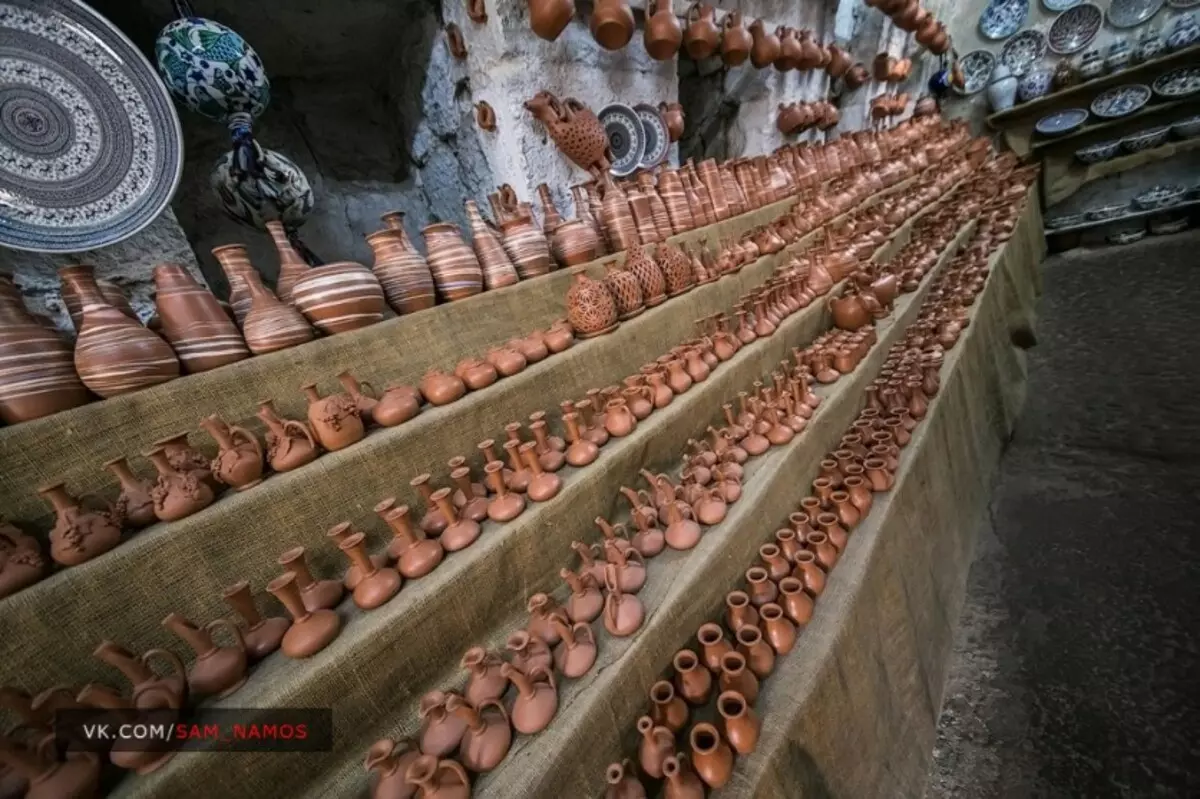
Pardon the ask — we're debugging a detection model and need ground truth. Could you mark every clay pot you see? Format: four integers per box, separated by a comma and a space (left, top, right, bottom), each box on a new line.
155, 261, 249, 373
379, 504, 443, 577
565, 272, 619, 338
827, 43, 851, 77
264, 221, 311, 305
775, 26, 801, 70
789, 546, 824, 600
590, 0, 635, 49
528, 0, 575, 41
200, 415, 264, 490
683, 3, 720, 59
367, 227, 438, 314
162, 612, 248, 699
419, 370, 466, 406
461, 647, 508, 706
223, 580, 290, 661
60, 271, 136, 331
420, 223, 483, 302
146, 447, 216, 521
749, 18, 781, 68
404, 755, 471, 799
267, 572, 341, 658
689, 723, 733, 789
292, 262, 386, 334
644, 0, 682, 59
302, 382, 364, 451
650, 679, 689, 732
0, 276, 88, 424
551, 220, 599, 267
717, 690, 760, 755
257, 399, 319, 471
363, 738, 421, 799
37, 481, 120, 566
604, 398, 638, 437
63, 266, 180, 397
659, 103, 685, 146
92, 640, 186, 710
238, 265, 314, 354
829, 294, 871, 330
722, 10, 752, 65
449, 695, 511, 772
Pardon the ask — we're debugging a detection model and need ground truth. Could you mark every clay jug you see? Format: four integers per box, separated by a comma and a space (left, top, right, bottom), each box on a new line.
200, 415, 264, 491
503, 663, 558, 734
37, 481, 120, 568
636, 716, 675, 779
749, 18, 781, 68
423, 223, 484, 300
683, 3, 720, 59
448, 694, 512, 772
528, 0, 574, 41
774, 26, 800, 70
673, 648, 712, 704
419, 370, 466, 406
650, 679, 689, 732
161, 612, 247, 698
292, 261, 387, 334
796, 28, 822, 69
383, 505, 445, 576
717, 690, 760, 754
102, 456, 155, 529
92, 640, 187, 709
146, 446, 215, 521
721, 10, 752, 65
603, 563, 645, 636
552, 619, 597, 677
464, 200, 520, 289
604, 760, 647, 799
689, 723, 733, 789
418, 691, 467, 757
63, 266, 180, 397
303, 382, 365, 450
267, 571, 342, 658
265, 220, 311, 305
257, 399, 319, 471
644, 0, 682, 60
604, 398, 637, 437
659, 104, 685, 145
461, 647, 508, 706
431, 487, 481, 551
827, 43, 851, 77
0, 521, 45, 599
238, 265, 314, 354
0, 737, 100, 799
591, 0, 635, 49
367, 228, 438, 314
404, 755, 471, 799
223, 580, 290, 661
153, 262, 249, 373
663, 754, 705, 799
0, 276, 88, 424
363, 738, 421, 799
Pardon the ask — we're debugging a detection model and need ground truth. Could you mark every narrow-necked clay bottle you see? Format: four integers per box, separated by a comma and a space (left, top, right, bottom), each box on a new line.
267, 572, 341, 658
279, 545, 344, 611
223, 580, 290, 662
339, 531, 402, 609
636, 716, 675, 779
662, 754, 705, 799
520, 441, 561, 502
153, 261, 250, 373
146, 447, 216, 522
717, 690, 760, 755
527, 592, 568, 645
200, 414, 265, 491
363, 738, 421, 799
237, 264, 314, 354
736, 624, 775, 679
432, 487, 480, 551
366, 227, 437, 315
257, 399, 319, 471
484, 461, 525, 522
673, 648, 712, 705
447, 694, 511, 772
689, 722, 733, 789
461, 647, 509, 706
603, 563, 644, 636
383, 505, 445, 578
92, 640, 187, 710
649, 679, 688, 732
161, 612, 248, 699
338, 371, 379, 427
562, 412, 599, 467
303, 382, 365, 451
604, 759, 647, 799
697, 622, 732, 673
266, 220, 311, 306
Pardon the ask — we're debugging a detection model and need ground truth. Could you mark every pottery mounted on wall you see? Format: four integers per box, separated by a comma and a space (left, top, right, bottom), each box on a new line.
525, 92, 613, 177
529, 0, 575, 41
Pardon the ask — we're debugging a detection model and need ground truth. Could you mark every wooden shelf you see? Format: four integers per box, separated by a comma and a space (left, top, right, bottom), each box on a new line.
1046, 197, 1199, 234
987, 44, 1200, 128
1044, 136, 1200, 205
1031, 98, 1200, 152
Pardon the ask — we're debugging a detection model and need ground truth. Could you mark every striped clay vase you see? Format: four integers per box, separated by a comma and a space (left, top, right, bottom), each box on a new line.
240, 268, 314, 354
422, 223, 483, 301
499, 213, 552, 280
373, 214, 437, 313
154, 262, 250, 373
464, 200, 519, 290
0, 276, 89, 424
62, 266, 180, 398
61, 275, 136, 332
292, 261, 386, 334
212, 244, 256, 325
265, 221, 311, 305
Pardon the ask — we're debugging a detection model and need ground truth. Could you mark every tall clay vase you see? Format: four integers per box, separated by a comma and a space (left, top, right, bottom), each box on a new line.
61, 274, 136, 332
600, 176, 640, 253
211, 244, 255, 325
537, 183, 564, 234
154, 262, 250, 373
591, 0, 635, 49
551, 220, 599, 267
366, 228, 437, 315
292, 262, 386, 334
500, 214, 553, 281
422, 223, 484, 301
464, 201, 520, 290
529, 0, 574, 41
0, 276, 88, 424
239, 268, 315, 354
63, 265, 180, 398
265, 221, 311, 305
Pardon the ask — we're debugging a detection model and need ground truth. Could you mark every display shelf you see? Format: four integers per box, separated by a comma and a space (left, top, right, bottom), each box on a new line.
1045, 198, 1200, 234
1044, 136, 1200, 206
987, 44, 1200, 127
1031, 98, 1200, 153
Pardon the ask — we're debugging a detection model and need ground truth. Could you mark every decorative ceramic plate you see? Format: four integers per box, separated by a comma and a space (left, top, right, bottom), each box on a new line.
1133, 183, 1186, 209
1048, 3, 1103, 53
1151, 66, 1200, 98
1075, 140, 1121, 162
1107, 0, 1165, 28
1148, 212, 1189, 234
1107, 226, 1147, 244
1121, 125, 1171, 151
0, 0, 183, 252
1090, 84, 1152, 117
1000, 29, 1048, 76
1035, 107, 1089, 135
979, 0, 1030, 40
1045, 211, 1086, 228
633, 103, 669, 169
955, 50, 998, 95
598, 103, 645, 177
1172, 114, 1200, 138
1043, 0, 1083, 10
1086, 202, 1131, 220
1167, 0, 1200, 8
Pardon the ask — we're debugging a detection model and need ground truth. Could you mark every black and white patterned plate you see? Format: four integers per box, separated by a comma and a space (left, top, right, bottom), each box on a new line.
633, 103, 669, 169
598, 103, 645, 178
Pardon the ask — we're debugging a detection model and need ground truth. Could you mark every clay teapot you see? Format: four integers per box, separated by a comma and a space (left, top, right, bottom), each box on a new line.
644, 0, 682, 60
683, 3, 720, 60
374, 384, 421, 427
528, 0, 574, 41
720, 10, 752, 66
302, 382, 365, 451
200, 414, 264, 491
829, 294, 871, 331
161, 612, 248, 699
38, 482, 121, 566
749, 19, 782, 69
590, 0, 635, 50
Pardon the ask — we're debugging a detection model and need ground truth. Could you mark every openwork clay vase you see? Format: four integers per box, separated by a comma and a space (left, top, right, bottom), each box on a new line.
303, 383, 365, 451
154, 261, 249, 373
63, 265, 180, 398
367, 227, 438, 314
267, 572, 341, 658
625, 245, 667, 305
565, 272, 619, 338
645, 0, 683, 60
423, 223, 484, 301
257, 399, 319, 472
201, 415, 264, 490
223, 580, 290, 661
238, 266, 314, 354
529, 0, 575, 41
292, 262, 386, 334
524, 92, 612, 176
38, 482, 121, 566
0, 276, 88, 424
162, 612, 248, 699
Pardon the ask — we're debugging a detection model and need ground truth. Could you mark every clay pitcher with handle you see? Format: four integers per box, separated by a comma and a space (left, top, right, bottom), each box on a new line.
161, 612, 248, 699
722, 11, 752, 66
749, 19, 781, 68
92, 641, 187, 709
591, 0, 634, 49
644, 0, 682, 60
683, 3, 720, 59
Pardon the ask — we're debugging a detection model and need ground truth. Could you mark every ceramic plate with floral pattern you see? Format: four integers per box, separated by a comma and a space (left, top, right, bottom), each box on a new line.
955, 50, 998, 95
1152, 66, 1200, 98
1107, 0, 1166, 28
1043, 0, 1083, 10
1090, 84, 1152, 117
1000, 29, 1049, 76
1035, 107, 1090, 135
1048, 3, 1103, 53
979, 0, 1030, 40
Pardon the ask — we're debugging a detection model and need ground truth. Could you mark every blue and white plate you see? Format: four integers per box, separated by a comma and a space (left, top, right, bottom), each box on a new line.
1089, 84, 1151, 117
1043, 0, 1083, 10
1108, 0, 1166, 28
1133, 184, 1186, 209
1086, 202, 1131, 220
980, 0, 1030, 40
1048, 3, 1103, 54
1172, 114, 1200, 138
1075, 140, 1121, 162
1000, 29, 1049, 76
1036, 107, 1089, 135
955, 50, 998, 95
0, 0, 184, 252
1151, 66, 1200, 98
1120, 125, 1171, 151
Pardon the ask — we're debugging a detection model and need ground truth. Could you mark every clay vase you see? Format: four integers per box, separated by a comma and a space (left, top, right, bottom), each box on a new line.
103, 456, 156, 529
528, 0, 574, 41
636, 716, 676, 779
146, 447, 215, 521
339, 531, 402, 609
749, 18, 781, 68
363, 738, 421, 799
257, 399, 319, 471
448, 695, 512, 772
499, 214, 553, 281
264, 220, 311, 305
565, 272, 619, 338
154, 261, 249, 373
62, 265, 180, 397
0, 738, 101, 799
162, 612, 248, 699
422, 223, 484, 301
551, 220, 599, 267
223, 580, 290, 661
591, 0, 635, 49
419, 370, 467, 405
404, 755, 471, 799
464, 201, 520, 290
0, 276, 88, 424
200, 415, 264, 490
717, 690, 760, 754
303, 382, 365, 451
662, 755, 705, 799
238, 266, 314, 354
603, 563, 645, 636
697, 623, 733, 672
673, 649, 712, 704
604, 760, 647, 799
267, 572, 341, 658
292, 261, 386, 334
92, 640, 187, 710
38, 482, 121, 566
721, 10, 752, 65
60, 272, 136, 331
683, 3, 720, 59
502, 663, 558, 734
383, 505, 445, 577
431, 488, 481, 551
367, 228, 439, 314
689, 723, 733, 789
644, 0, 683, 60
650, 680, 689, 732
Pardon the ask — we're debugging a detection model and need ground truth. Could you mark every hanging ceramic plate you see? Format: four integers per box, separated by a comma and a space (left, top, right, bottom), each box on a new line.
633, 103, 669, 168
1035, 107, 1089, 135
1043, 0, 1082, 10
598, 103, 645, 177
0, 0, 184, 252
1048, 3, 1103, 54
1000, 29, 1049, 76
955, 50, 998, 95
1168, 0, 1200, 8
1152, 65, 1200, 98
979, 0, 1030, 40
1107, 0, 1166, 28
1090, 83, 1151, 117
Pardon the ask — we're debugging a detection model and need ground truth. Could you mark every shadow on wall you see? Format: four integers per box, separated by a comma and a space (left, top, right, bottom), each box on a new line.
88, 0, 492, 295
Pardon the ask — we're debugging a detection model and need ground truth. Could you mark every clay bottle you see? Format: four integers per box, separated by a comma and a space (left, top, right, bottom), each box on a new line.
267, 572, 342, 658
758, 542, 791, 582
366, 224, 436, 315
745, 565, 778, 606
363, 738, 421, 799
0, 738, 101, 799
338, 531, 402, 609
0, 275, 88, 424
529, 0, 575, 41
412, 473, 449, 535
449, 463, 488, 522
484, 461, 525, 522
561, 567, 602, 623
146, 447, 216, 522
37, 482, 121, 567
521, 441, 562, 502
200, 414, 264, 491
603, 563, 644, 636
447, 694, 511, 772
223, 580, 291, 662
161, 612, 248, 699
662, 754, 705, 799
552, 618, 597, 678
92, 640, 187, 709
760, 600, 798, 653
383, 505, 445, 578
636, 716, 676, 779
735, 624, 775, 679
717, 690, 760, 755
461, 647, 508, 706
562, 412, 599, 467
604, 760, 647, 799
257, 399, 319, 471
650, 680, 689, 732
697, 622, 733, 672
689, 723, 733, 789
302, 382, 365, 451
404, 754, 471, 799
279, 545, 344, 611
266, 220, 311, 305
464, 200, 519, 291
432, 487, 481, 551
673, 648, 712, 705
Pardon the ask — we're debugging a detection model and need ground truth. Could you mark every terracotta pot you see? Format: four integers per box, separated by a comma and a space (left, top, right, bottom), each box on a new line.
367, 227, 438, 314
673, 649, 712, 704
419, 370, 466, 406
689, 723, 733, 789
644, 0, 682, 59
265, 221, 311, 305
845, 62, 869, 89
722, 10, 752, 65
873, 52, 892, 81
749, 18, 781, 68
683, 3, 720, 59
423, 223, 484, 300
499, 216, 553, 281
829, 294, 871, 330
383, 504, 445, 576
464, 201, 519, 290
528, 0, 575, 41
0, 276, 88, 424
292, 262, 386, 334
775, 26, 801, 70
238, 266, 314, 354
591, 0, 635, 50
659, 103, 685, 144
223, 580, 290, 662
827, 43, 851, 77
63, 265, 179, 397
211, 243, 255, 325
636, 716, 675, 779
38, 481, 121, 566
257, 400, 319, 471
302, 382, 365, 451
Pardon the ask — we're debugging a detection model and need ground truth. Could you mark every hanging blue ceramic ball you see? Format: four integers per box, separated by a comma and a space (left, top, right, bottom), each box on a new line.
155, 15, 270, 123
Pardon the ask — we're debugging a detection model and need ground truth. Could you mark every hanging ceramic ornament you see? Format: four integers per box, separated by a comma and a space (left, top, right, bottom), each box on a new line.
210, 119, 315, 230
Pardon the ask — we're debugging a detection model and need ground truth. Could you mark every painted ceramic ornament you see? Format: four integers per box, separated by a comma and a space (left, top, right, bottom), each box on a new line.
1035, 107, 1089, 135
598, 103, 646, 177
1089, 84, 1151, 118
978, 0, 1030, 40
999, 29, 1048, 76
210, 132, 315, 229
634, 104, 670, 169
1152, 66, 1200, 98
1107, 0, 1166, 28
0, 0, 184, 252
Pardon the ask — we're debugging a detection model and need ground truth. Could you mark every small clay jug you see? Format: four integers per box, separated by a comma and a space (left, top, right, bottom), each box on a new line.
38, 482, 121, 566
563, 412, 599, 467
363, 738, 421, 799
162, 612, 248, 699
267, 572, 341, 658
561, 567, 602, 623
792, 550, 826, 597
404, 754, 471, 799
483, 462, 526, 522
749, 18, 781, 68
664, 499, 701, 551
717, 690, 760, 755
684, 3, 720, 60
92, 640, 187, 710
338, 371, 380, 426
431, 487, 480, 551
636, 715, 675, 779
303, 382, 365, 451
257, 399, 319, 471
279, 546, 345, 611
605, 760, 648, 799
200, 414, 264, 491
689, 723, 733, 789
527, 593, 569, 645
418, 691, 467, 757
382, 505, 445, 577
507, 629, 554, 674
603, 563, 644, 636
146, 447, 216, 522
722, 10, 752, 65
697, 622, 733, 673
529, 0, 575, 41
736, 624, 775, 679
461, 647, 508, 706
448, 694, 512, 772
552, 618, 597, 678
674, 648, 712, 704
644, 0, 682, 60
591, 0, 634, 49
650, 680, 689, 733
223, 580, 290, 661
662, 754, 705, 799
760, 600, 798, 653
338, 531, 402, 609
503, 663, 558, 734
374, 385, 421, 427
103, 456, 156, 529
604, 398, 637, 437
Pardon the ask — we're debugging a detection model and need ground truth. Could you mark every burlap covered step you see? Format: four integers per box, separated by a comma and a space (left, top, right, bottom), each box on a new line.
717, 193, 1044, 799
0, 192, 804, 530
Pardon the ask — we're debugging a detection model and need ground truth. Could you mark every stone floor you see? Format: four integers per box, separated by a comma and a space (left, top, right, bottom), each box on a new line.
924, 230, 1200, 798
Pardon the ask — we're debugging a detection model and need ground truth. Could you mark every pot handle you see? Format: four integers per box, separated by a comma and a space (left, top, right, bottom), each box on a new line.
282, 420, 317, 447
686, 2, 702, 24
438, 758, 472, 787
141, 647, 188, 682
357, 379, 379, 399
206, 617, 247, 655
476, 697, 510, 724
227, 424, 264, 461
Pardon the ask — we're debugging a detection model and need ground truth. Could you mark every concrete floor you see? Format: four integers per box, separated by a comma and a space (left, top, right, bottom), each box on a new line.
924, 230, 1200, 798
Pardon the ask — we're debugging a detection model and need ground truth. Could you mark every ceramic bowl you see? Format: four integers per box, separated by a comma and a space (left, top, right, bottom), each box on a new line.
1086, 202, 1131, 221
1148, 212, 1190, 235
1018, 69, 1054, 101
1075, 140, 1121, 163
1089, 83, 1151, 118
1132, 184, 1186, 210
1106, 226, 1147, 244
1036, 107, 1089, 136
1172, 114, 1200, 138
1120, 125, 1171, 152
1045, 212, 1086, 229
